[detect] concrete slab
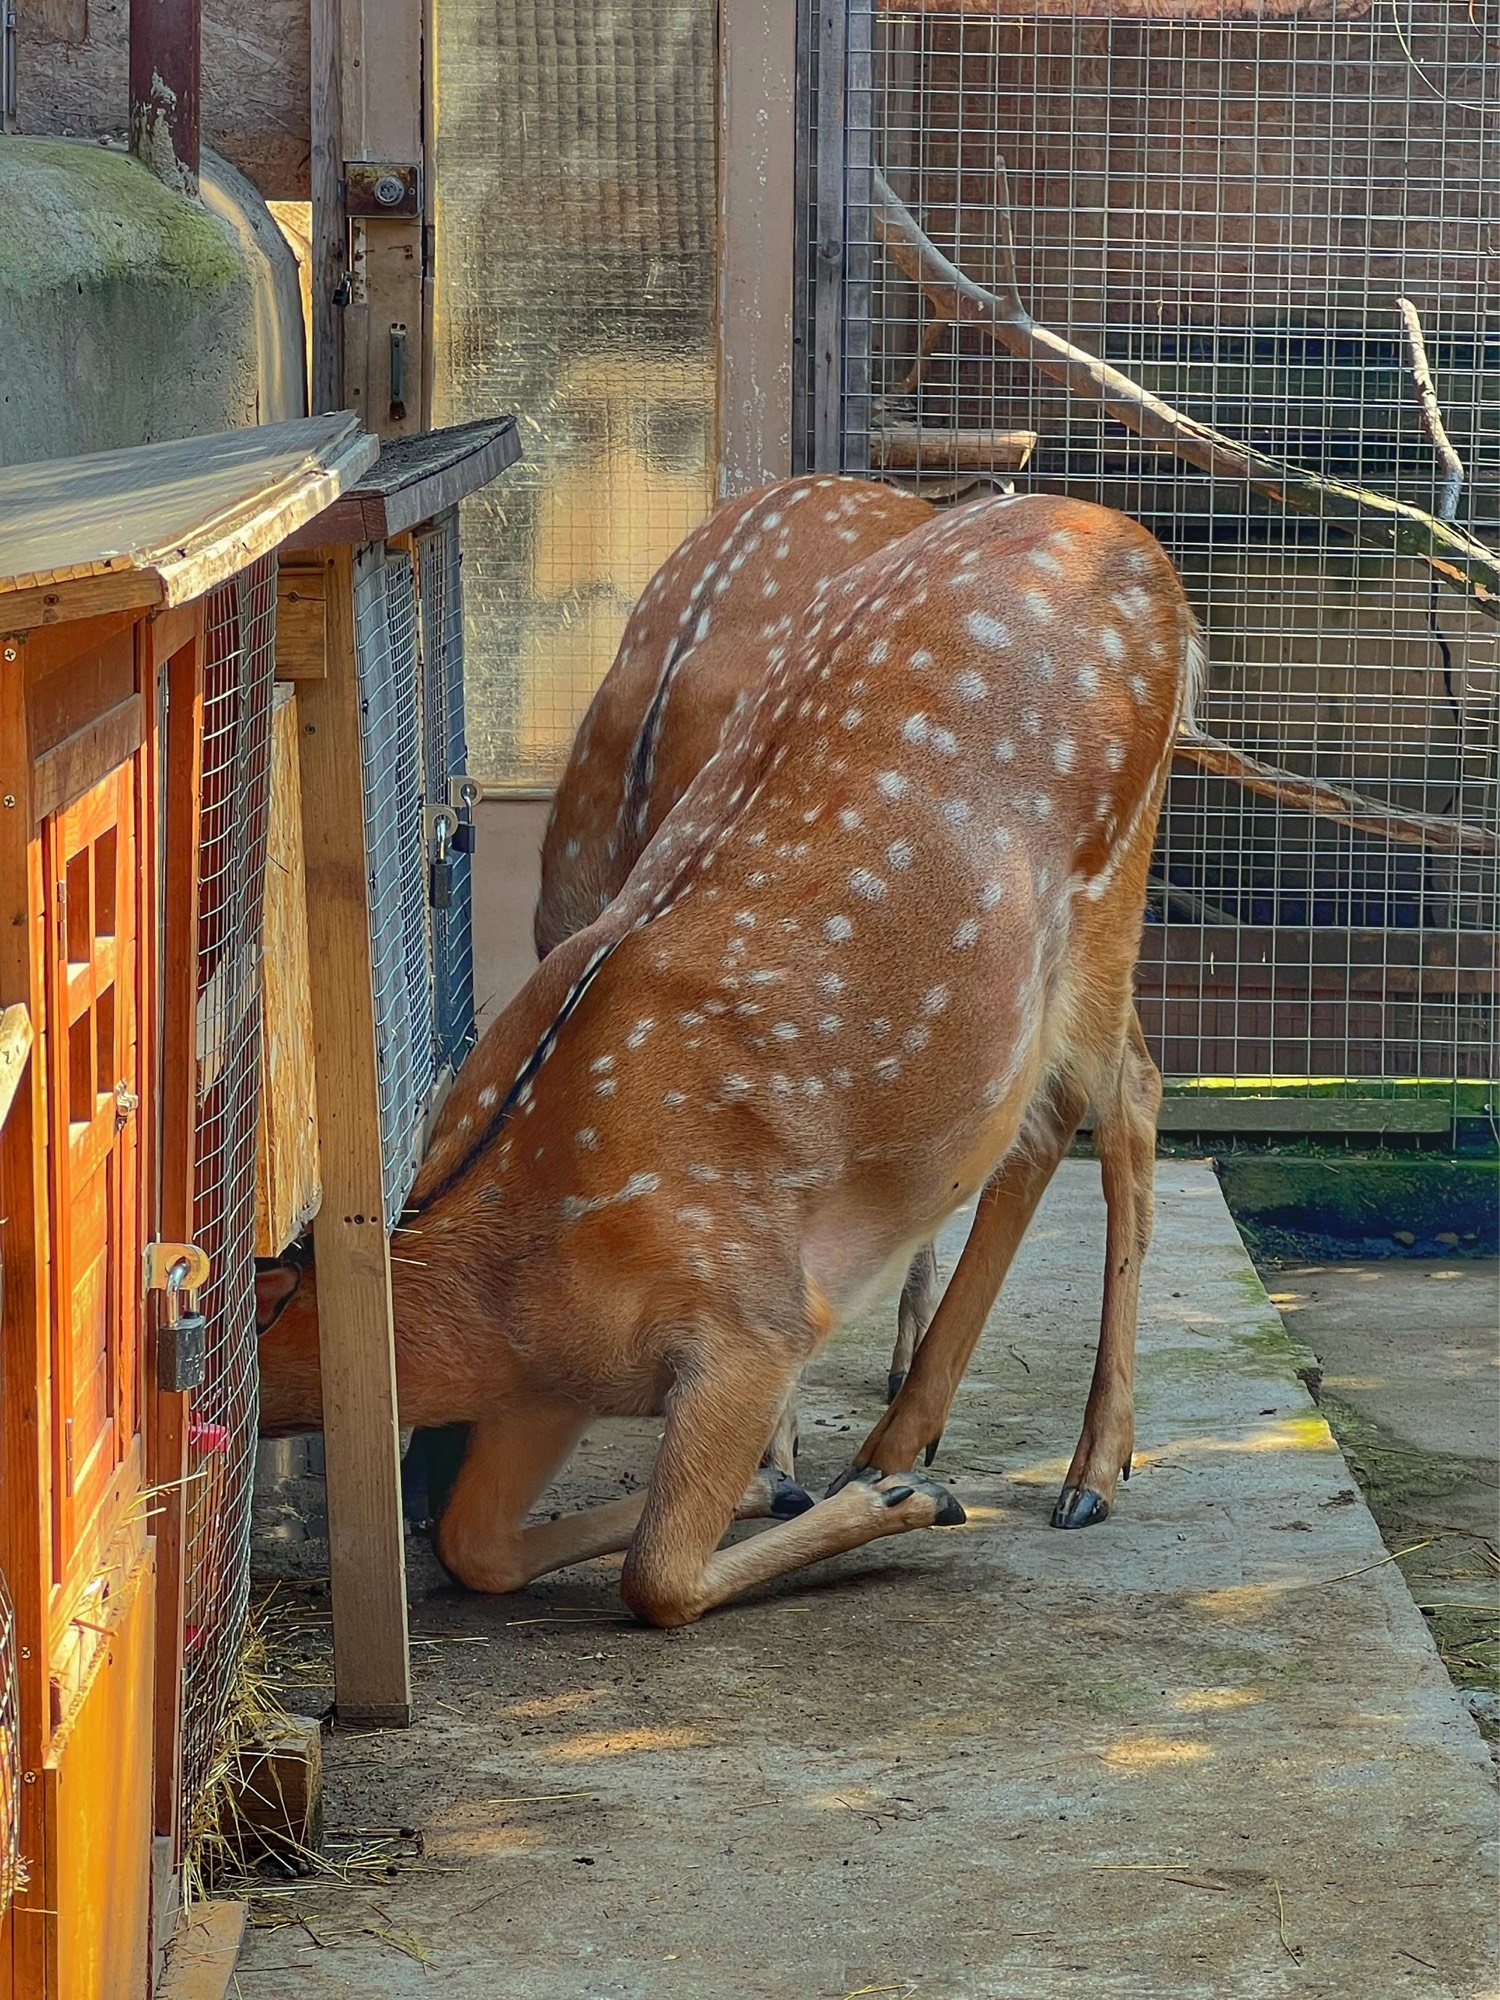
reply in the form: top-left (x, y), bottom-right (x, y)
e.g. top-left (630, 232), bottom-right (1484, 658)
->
top-left (237, 1165), bottom-right (1498, 2000)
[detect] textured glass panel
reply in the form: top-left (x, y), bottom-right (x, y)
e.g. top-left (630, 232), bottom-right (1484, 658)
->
top-left (434, 0), bottom-right (718, 787)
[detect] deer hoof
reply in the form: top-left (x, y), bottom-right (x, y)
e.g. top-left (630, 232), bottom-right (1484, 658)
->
top-left (876, 1472), bottom-right (966, 1527)
top-left (886, 1370), bottom-right (907, 1404)
top-left (766, 1471), bottom-right (816, 1519)
top-left (1051, 1485), bottom-right (1111, 1530)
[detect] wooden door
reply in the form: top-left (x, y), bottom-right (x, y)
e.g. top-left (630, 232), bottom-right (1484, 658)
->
top-left (39, 758), bottom-right (154, 2000)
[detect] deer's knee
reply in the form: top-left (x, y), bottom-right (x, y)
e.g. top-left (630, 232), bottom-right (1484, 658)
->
top-left (433, 1496), bottom-right (528, 1595)
top-left (619, 1547), bottom-right (705, 1629)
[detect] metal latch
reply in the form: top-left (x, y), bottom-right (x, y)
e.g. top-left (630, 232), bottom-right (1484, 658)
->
top-left (446, 779), bottom-right (479, 854)
top-left (344, 161), bottom-right (423, 218)
top-left (146, 1242), bottom-right (210, 1394)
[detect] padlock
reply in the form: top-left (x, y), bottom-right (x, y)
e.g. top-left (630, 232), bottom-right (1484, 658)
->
top-left (451, 819), bottom-right (477, 855)
top-left (159, 1309), bottom-right (207, 1394)
top-left (431, 857), bottom-right (455, 908)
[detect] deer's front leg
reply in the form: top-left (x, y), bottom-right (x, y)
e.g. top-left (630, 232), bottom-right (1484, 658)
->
top-left (621, 1342), bottom-right (964, 1629)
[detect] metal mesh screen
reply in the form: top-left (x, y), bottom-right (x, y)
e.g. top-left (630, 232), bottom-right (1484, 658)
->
top-left (433, 0), bottom-right (718, 786)
top-left (181, 556), bottom-right (276, 1824)
top-left (804, 0), bottom-right (1499, 1104)
top-left (0, 1565), bottom-right (21, 1916)
top-left (418, 512), bottom-right (479, 1074)
top-left (354, 544), bottom-right (434, 1223)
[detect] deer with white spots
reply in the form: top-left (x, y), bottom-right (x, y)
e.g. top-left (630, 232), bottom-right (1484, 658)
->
top-left (256, 490), bottom-right (1200, 1626)
top-left (537, 475), bottom-right (944, 1434)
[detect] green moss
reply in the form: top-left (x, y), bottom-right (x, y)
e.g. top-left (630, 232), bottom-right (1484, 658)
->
top-left (0, 140), bottom-right (241, 295)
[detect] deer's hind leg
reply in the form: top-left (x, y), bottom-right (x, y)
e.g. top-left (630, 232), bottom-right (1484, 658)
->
top-left (621, 1338), bottom-right (965, 1629)
top-left (888, 1240), bottom-right (940, 1403)
top-left (1054, 1008), bottom-right (1162, 1529)
top-left (840, 1073), bottom-right (1088, 1484)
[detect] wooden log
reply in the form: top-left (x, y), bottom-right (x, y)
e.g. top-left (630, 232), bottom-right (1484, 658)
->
top-left (255, 685), bottom-right (322, 1257)
top-left (870, 424), bottom-right (1037, 473)
top-left (296, 546), bottom-right (411, 1726)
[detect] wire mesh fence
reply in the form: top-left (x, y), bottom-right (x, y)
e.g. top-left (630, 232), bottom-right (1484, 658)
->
top-left (419, 513), bottom-right (480, 1074)
top-left (0, 1564), bottom-right (21, 1916)
top-left (180, 556), bottom-right (276, 1830)
top-left (803, 0), bottom-right (1499, 1104)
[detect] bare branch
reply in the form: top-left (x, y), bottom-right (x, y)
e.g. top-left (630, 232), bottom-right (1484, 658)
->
top-left (872, 168), bottom-right (1500, 621)
top-left (1397, 296), bottom-right (1465, 524)
top-left (1174, 728), bottom-right (1495, 857)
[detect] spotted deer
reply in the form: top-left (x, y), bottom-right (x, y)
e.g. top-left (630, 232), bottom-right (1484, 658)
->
top-left (537, 476), bottom-right (944, 1423)
top-left (257, 491), bottom-right (1199, 1626)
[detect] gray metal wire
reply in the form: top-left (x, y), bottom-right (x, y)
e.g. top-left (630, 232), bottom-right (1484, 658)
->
top-left (181, 555), bottom-right (276, 1828)
top-left (805, 0), bottom-right (1499, 1103)
top-left (418, 512), bottom-right (479, 1072)
top-left (354, 544), bottom-right (434, 1224)
top-left (0, 1564), bottom-right (21, 1916)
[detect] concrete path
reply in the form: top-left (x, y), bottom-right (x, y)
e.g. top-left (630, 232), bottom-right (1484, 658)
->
top-left (237, 1164), bottom-right (1498, 2000)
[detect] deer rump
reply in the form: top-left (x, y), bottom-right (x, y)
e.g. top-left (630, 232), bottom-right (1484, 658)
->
top-left (257, 487), bottom-right (1197, 1626)
top-left (538, 476), bottom-right (946, 1434)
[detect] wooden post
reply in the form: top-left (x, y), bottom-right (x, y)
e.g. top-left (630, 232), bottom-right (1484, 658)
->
top-left (311, 0), bottom-right (346, 413)
top-left (341, 0), bottom-right (426, 438)
top-left (296, 547), bottom-right (411, 1725)
top-left (718, 0), bottom-right (797, 496)
top-left (129, 0), bottom-right (201, 196)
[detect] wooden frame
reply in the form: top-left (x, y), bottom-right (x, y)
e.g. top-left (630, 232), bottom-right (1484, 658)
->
top-left (296, 546), bottom-right (412, 1725)
top-left (718, 0), bottom-right (799, 495)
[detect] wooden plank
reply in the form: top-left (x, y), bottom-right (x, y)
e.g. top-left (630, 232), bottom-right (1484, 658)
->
top-left (31, 691), bottom-right (145, 824)
top-left (0, 415), bottom-right (378, 622)
top-left (281, 417), bottom-right (523, 547)
top-left (718, 0), bottom-right (798, 495)
top-left (44, 1549), bottom-right (156, 2000)
top-left (0, 1004), bottom-right (31, 1136)
top-left (149, 614), bottom-right (204, 1861)
top-left (155, 1900), bottom-right (248, 2000)
top-left (296, 546), bottom-right (411, 1724)
top-left (256, 686), bottom-right (322, 1255)
top-left (275, 566), bottom-right (329, 679)
top-left (0, 635), bottom-right (54, 2000)
top-left (310, 0), bottom-right (346, 412)
top-left (1153, 1097), bottom-right (1453, 1135)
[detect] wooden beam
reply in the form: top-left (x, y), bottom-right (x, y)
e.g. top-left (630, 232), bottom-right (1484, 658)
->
top-left (275, 566), bottom-right (329, 680)
top-left (340, 0), bottom-right (425, 439)
top-left (311, 0), bottom-right (346, 413)
top-left (296, 547), bottom-right (411, 1725)
top-left (718, 0), bottom-right (797, 495)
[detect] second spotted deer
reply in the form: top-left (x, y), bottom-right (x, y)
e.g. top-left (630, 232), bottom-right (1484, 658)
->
top-left (258, 492), bottom-right (1199, 1625)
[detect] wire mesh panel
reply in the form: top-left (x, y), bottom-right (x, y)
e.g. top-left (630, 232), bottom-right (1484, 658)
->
top-left (354, 544), bottom-right (434, 1223)
top-left (804, 0), bottom-right (1499, 1103)
top-left (0, 1565), bottom-right (21, 1916)
top-left (418, 512), bottom-right (479, 1074)
top-left (433, 0), bottom-right (718, 785)
top-left (181, 555), bottom-right (276, 1827)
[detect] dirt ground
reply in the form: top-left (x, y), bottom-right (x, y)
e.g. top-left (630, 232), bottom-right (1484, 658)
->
top-left (233, 1164), bottom-right (1498, 2000)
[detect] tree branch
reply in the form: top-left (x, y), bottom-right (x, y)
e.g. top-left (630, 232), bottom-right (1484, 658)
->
top-left (1396, 296), bottom-right (1465, 525)
top-left (872, 167), bottom-right (1500, 622)
top-left (1174, 728), bottom-right (1495, 857)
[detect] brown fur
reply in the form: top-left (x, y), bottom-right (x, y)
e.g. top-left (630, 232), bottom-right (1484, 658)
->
top-left (259, 489), bottom-right (1196, 1626)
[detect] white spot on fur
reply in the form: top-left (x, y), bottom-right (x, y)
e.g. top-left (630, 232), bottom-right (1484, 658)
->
top-left (876, 771), bottom-right (909, 801)
top-left (910, 648), bottom-right (934, 671)
top-left (626, 1017), bottom-right (656, 1048)
top-left (824, 915), bottom-right (853, 943)
top-left (839, 808), bottom-right (862, 832)
top-left (1053, 738), bottom-right (1076, 774)
top-left (818, 1014), bottom-right (842, 1035)
top-left (874, 1056), bottom-right (902, 1083)
top-left (952, 919), bottom-right (980, 949)
top-left (1022, 591), bottom-right (1055, 624)
top-left (904, 1025), bottom-right (931, 1053)
top-left (903, 713), bottom-right (930, 745)
top-left (966, 612), bottom-right (1010, 650)
top-left (849, 868), bottom-right (887, 901)
top-left (869, 638), bottom-right (890, 665)
top-left (920, 985), bottom-right (950, 1016)
top-left (772, 1021), bottom-right (800, 1042)
top-left (1100, 627), bottom-right (1125, 662)
top-left (931, 727), bottom-right (958, 756)
top-left (954, 669), bottom-right (988, 702)
top-left (887, 838), bottom-right (914, 871)
top-left (994, 738), bottom-right (1015, 764)
top-left (575, 1128), bottom-right (599, 1149)
top-left (819, 972), bottom-right (845, 998)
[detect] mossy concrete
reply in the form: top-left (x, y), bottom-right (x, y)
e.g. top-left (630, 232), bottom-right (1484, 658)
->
top-left (242, 1165), bottom-right (1497, 1999)
top-left (1217, 1152), bottom-right (1499, 1261)
top-left (0, 138), bottom-right (304, 466)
